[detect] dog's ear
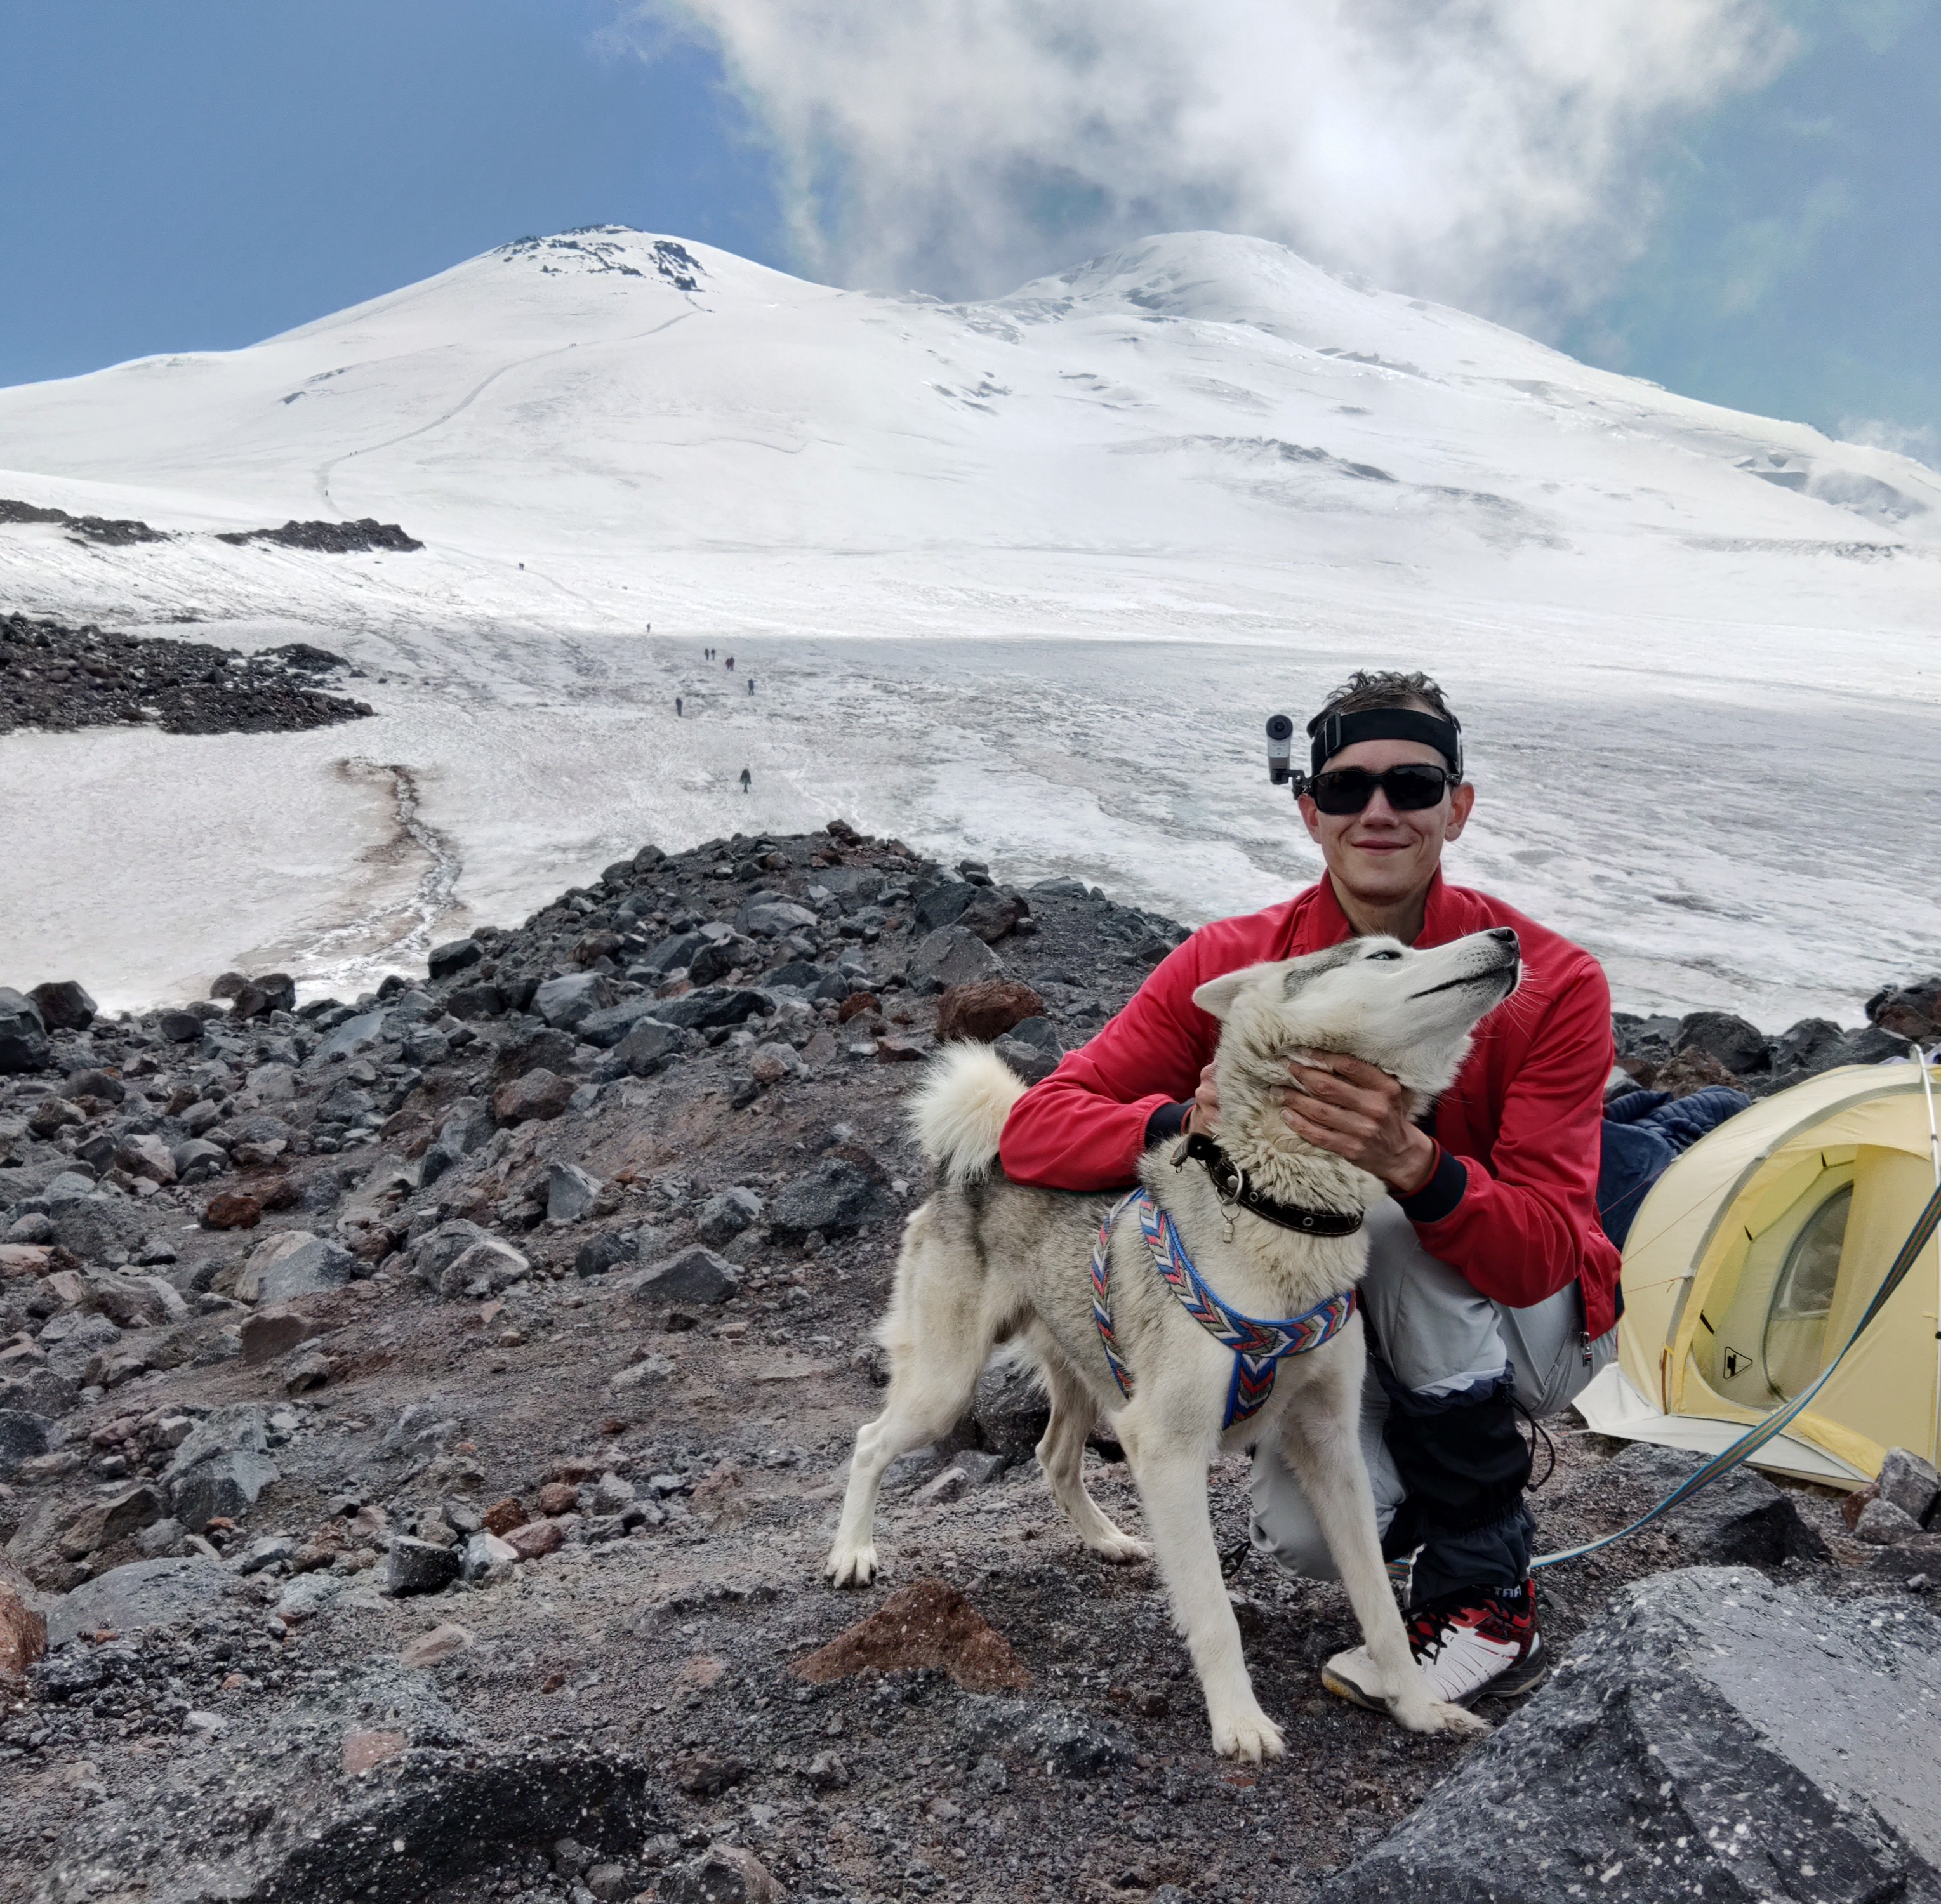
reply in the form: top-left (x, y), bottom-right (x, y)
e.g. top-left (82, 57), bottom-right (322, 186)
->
top-left (1191, 968), bottom-right (1261, 1021)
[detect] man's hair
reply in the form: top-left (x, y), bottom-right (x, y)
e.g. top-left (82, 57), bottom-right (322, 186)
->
top-left (1315, 669), bottom-right (1458, 726)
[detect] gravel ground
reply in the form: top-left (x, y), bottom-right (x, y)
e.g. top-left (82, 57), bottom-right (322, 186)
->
top-left (0, 825), bottom-right (1895, 1904)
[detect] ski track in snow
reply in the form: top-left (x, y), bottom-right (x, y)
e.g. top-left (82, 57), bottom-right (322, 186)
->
top-left (1, 227), bottom-right (1936, 1021)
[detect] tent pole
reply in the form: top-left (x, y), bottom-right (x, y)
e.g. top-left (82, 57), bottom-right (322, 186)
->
top-left (1920, 1050), bottom-right (1941, 1466)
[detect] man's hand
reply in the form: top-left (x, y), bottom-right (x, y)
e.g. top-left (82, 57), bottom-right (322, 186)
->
top-left (1278, 1053), bottom-right (1436, 1196)
top-left (1184, 1061), bottom-right (1220, 1136)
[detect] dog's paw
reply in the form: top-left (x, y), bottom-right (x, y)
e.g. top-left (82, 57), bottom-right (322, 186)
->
top-left (1428, 1701), bottom-right (1491, 1740)
top-left (1209, 1705), bottom-right (1285, 1763)
top-left (823, 1544), bottom-right (879, 1589)
top-left (1086, 1530), bottom-right (1153, 1566)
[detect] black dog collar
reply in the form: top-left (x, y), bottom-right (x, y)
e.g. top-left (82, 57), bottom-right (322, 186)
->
top-left (1306, 706), bottom-right (1461, 778)
top-left (1171, 1132), bottom-right (1365, 1238)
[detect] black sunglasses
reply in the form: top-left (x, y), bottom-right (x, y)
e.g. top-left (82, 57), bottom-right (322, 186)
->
top-left (1304, 764), bottom-right (1458, 815)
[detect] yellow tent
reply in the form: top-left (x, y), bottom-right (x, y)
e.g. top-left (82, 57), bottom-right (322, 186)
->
top-left (1576, 1059), bottom-right (1941, 1488)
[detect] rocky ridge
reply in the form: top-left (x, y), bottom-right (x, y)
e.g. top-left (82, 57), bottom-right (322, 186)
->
top-left (0, 614), bottom-right (373, 736)
top-left (1, 825), bottom-right (1935, 1903)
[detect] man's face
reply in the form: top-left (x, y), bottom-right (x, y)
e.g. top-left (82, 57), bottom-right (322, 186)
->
top-left (1297, 734), bottom-right (1474, 913)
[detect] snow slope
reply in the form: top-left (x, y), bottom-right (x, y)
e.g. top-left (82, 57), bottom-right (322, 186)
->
top-left (0, 227), bottom-right (1936, 1014)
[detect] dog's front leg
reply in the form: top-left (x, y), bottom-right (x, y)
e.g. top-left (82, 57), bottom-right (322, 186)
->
top-left (1129, 1442), bottom-right (1283, 1762)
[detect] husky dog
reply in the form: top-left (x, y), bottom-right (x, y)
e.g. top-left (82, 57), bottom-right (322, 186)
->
top-left (823, 927), bottom-right (1521, 1758)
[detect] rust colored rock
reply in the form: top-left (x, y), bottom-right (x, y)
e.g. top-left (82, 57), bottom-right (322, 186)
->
top-left (0, 1244), bottom-right (52, 1281)
top-left (202, 1190), bottom-right (263, 1231)
top-left (835, 993), bottom-right (878, 1024)
top-left (793, 1578), bottom-right (1030, 1693)
top-left (240, 1306), bottom-right (328, 1367)
top-left (875, 1036), bottom-right (925, 1064)
top-left (481, 1497), bottom-right (527, 1537)
top-left (341, 1728), bottom-right (408, 1775)
top-left (1842, 1482), bottom-right (1880, 1530)
top-left (258, 1176), bottom-right (300, 1212)
top-left (0, 1581), bottom-right (46, 1688)
top-left (536, 1481), bottom-right (579, 1517)
top-left (934, 979), bottom-right (1045, 1045)
top-left (493, 1068), bottom-right (576, 1127)
top-left (501, 1518), bottom-right (564, 1561)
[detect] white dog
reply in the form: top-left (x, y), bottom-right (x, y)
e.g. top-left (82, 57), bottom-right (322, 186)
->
top-left (824, 928), bottom-right (1520, 1758)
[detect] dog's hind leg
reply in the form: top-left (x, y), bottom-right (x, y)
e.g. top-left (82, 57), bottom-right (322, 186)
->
top-left (1127, 1435), bottom-right (1283, 1762)
top-left (825, 1207), bottom-right (1000, 1589)
top-left (1034, 1354), bottom-right (1149, 1564)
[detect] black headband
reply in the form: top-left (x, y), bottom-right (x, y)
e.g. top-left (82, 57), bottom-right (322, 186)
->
top-left (1307, 706), bottom-right (1462, 777)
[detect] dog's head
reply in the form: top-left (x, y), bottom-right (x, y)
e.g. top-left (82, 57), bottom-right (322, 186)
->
top-left (1191, 928), bottom-right (1521, 1108)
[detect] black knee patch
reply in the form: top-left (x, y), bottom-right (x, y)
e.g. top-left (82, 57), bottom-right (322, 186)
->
top-left (1375, 1364), bottom-right (1533, 1557)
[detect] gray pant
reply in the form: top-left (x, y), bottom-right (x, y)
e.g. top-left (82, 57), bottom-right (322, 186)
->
top-left (1250, 1196), bottom-right (1616, 1597)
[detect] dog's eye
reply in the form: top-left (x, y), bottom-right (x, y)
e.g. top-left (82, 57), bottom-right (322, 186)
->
top-left (1365, 949), bottom-right (1403, 962)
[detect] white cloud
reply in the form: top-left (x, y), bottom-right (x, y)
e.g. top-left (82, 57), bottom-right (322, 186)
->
top-left (628, 0), bottom-right (1792, 321)
top-left (1839, 415), bottom-right (1939, 470)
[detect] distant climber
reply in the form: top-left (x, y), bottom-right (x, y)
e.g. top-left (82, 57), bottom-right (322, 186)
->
top-left (747, 678), bottom-right (755, 695)
top-left (675, 696), bottom-right (683, 717)
top-left (725, 656), bottom-right (735, 671)
top-left (739, 767), bottom-right (752, 793)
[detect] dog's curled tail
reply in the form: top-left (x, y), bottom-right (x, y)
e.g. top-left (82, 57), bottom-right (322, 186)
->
top-left (910, 1044), bottom-right (1028, 1185)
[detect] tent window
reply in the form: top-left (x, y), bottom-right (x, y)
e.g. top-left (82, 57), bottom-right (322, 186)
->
top-left (1762, 1184), bottom-right (1852, 1400)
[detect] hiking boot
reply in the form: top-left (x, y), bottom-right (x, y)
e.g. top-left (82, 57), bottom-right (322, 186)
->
top-left (1320, 1580), bottom-right (1545, 1716)
top-left (1404, 1579), bottom-right (1546, 1706)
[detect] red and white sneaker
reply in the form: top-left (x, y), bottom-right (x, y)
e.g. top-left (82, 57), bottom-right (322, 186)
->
top-left (1403, 1580), bottom-right (1546, 1707)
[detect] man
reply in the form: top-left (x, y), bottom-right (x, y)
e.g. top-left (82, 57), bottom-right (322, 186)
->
top-left (999, 671), bottom-right (1619, 1707)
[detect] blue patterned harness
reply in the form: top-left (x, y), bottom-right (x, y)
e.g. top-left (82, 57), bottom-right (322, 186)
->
top-left (1089, 1189), bottom-right (1358, 1431)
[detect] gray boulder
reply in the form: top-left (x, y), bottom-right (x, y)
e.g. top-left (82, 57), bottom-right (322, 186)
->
top-left (236, 1232), bottom-right (358, 1304)
top-left (0, 1408), bottom-right (50, 1476)
top-left (574, 996), bottom-right (668, 1048)
top-left (651, 987), bottom-right (774, 1031)
top-left (739, 900), bottom-right (818, 939)
top-left (46, 1557), bottom-right (235, 1646)
top-left (547, 1162), bottom-right (603, 1223)
top-left (0, 1368), bottom-right (78, 1418)
top-left (410, 1220), bottom-right (493, 1288)
top-left (50, 1191), bottom-right (145, 1262)
top-left (165, 1408), bottom-right (280, 1531)
top-left (696, 1187), bottom-right (763, 1244)
top-left (1673, 1008), bottom-right (1769, 1076)
top-left (1879, 1446), bottom-right (1941, 1526)
top-left (439, 1237), bottom-right (530, 1299)
top-left (687, 934), bottom-right (761, 986)
top-left (910, 925), bottom-right (1001, 989)
top-left (912, 880), bottom-right (979, 932)
top-left (1319, 1568), bottom-right (1941, 1904)
top-left (418, 1097), bottom-right (493, 1187)
top-left (575, 1229), bottom-right (642, 1279)
top-left (315, 1009), bottom-right (388, 1061)
top-left (0, 988), bottom-right (50, 1073)
top-left (428, 937), bottom-right (482, 981)
top-left (972, 1358), bottom-right (1050, 1458)
top-left (625, 1246), bottom-right (741, 1307)
top-left (1608, 1442), bottom-right (1831, 1566)
top-left (533, 972), bottom-right (619, 1031)
top-left (609, 1016), bottom-right (683, 1078)
top-left (768, 1158), bottom-right (887, 1238)
top-left (171, 1137), bottom-right (228, 1182)
top-left (37, 1311), bottom-right (122, 1381)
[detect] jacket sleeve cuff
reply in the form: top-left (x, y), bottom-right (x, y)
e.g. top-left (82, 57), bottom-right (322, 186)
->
top-left (1397, 1144), bottom-right (1467, 1225)
top-left (1144, 1100), bottom-right (1193, 1147)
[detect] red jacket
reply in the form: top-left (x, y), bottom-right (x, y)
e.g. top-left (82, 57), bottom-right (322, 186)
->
top-left (999, 871), bottom-right (1622, 1339)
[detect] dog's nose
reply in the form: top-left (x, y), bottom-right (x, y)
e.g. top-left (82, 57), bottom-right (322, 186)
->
top-left (1487, 927), bottom-right (1519, 949)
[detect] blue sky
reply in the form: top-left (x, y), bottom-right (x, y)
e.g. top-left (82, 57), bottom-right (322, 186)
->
top-left (2, 0), bottom-right (1935, 460)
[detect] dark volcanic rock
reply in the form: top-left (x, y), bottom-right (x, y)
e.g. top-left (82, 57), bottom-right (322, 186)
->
top-left (0, 988), bottom-right (48, 1073)
top-left (0, 611), bottom-right (371, 736)
top-left (651, 987), bottom-right (773, 1031)
top-left (1673, 1008), bottom-right (1769, 1076)
top-left (1320, 1568), bottom-right (1941, 1904)
top-left (1608, 1442), bottom-right (1832, 1566)
top-left (767, 1159), bottom-right (887, 1238)
top-left (215, 516), bottom-right (424, 553)
top-left (26, 981), bottom-right (95, 1031)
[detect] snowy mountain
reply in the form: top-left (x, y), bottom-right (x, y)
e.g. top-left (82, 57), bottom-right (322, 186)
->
top-left (1, 227), bottom-right (1937, 1016)
top-left (0, 225), bottom-right (1935, 661)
